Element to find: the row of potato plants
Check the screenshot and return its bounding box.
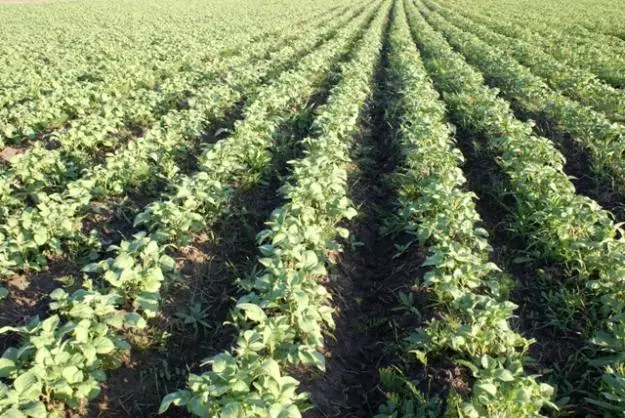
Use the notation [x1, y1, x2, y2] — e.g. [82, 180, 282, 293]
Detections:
[0, 31, 269, 277]
[1, 56, 203, 147]
[0, 0, 299, 109]
[158, 2, 390, 416]
[509, 16, 625, 53]
[433, 0, 625, 88]
[0, 4, 366, 289]
[132, 2, 377, 247]
[434, 0, 625, 51]
[0, 5, 376, 416]
[408, 0, 625, 412]
[0, 0, 345, 147]
[0, 1, 354, 150]
[426, 0, 625, 123]
[0, 2, 364, 299]
[95, 0, 377, 317]
[0, 4, 356, 220]
[376, 1, 554, 416]
[430, 0, 625, 70]
[417, 5, 625, 195]
[0, 0, 357, 112]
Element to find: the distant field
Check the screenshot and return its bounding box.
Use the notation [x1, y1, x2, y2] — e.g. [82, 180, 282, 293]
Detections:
[1, 0, 625, 416]
[0, 0, 53, 3]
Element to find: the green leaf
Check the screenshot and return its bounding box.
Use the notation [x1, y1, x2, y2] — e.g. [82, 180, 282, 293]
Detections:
[278, 405, 301, 418]
[112, 254, 135, 270]
[77, 381, 100, 399]
[237, 303, 267, 323]
[262, 359, 281, 380]
[3, 124, 15, 139]
[222, 402, 242, 418]
[344, 207, 358, 219]
[272, 232, 287, 245]
[422, 252, 444, 267]
[93, 337, 116, 354]
[298, 349, 325, 370]
[211, 354, 233, 373]
[159, 255, 176, 271]
[159, 391, 188, 413]
[0, 357, 16, 377]
[74, 320, 90, 343]
[3, 408, 27, 418]
[124, 312, 147, 329]
[495, 369, 515, 382]
[14, 371, 38, 394]
[62, 365, 84, 384]
[480, 354, 494, 369]
[309, 182, 323, 198]
[516, 386, 533, 403]
[21, 401, 47, 418]
[82, 262, 101, 273]
[301, 250, 318, 268]
[82, 346, 96, 365]
[33, 228, 48, 246]
[230, 380, 249, 394]
[135, 293, 159, 316]
[475, 381, 497, 396]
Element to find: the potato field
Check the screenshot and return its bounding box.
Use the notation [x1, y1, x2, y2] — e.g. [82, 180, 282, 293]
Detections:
[1, 0, 625, 416]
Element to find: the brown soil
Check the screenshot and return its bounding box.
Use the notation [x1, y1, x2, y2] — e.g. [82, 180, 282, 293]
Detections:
[0, 145, 27, 161]
[0, 258, 78, 350]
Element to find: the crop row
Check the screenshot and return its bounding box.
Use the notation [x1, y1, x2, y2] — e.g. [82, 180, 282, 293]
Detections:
[417, 3, 625, 197]
[440, 0, 625, 48]
[0, 3, 376, 415]
[0, 1, 344, 146]
[375, 0, 554, 416]
[159, 1, 390, 416]
[0, 4, 356, 223]
[426, 1, 625, 123]
[409, 0, 625, 412]
[0, 3, 367, 290]
[433, 0, 625, 87]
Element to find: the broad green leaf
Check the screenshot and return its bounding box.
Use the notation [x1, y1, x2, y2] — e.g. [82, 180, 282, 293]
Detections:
[21, 401, 47, 418]
[62, 365, 84, 384]
[93, 337, 116, 354]
[112, 254, 135, 270]
[222, 402, 242, 418]
[474, 381, 497, 396]
[262, 358, 281, 380]
[159, 391, 188, 413]
[0, 357, 16, 377]
[237, 303, 267, 322]
[14, 371, 38, 394]
[494, 368, 515, 382]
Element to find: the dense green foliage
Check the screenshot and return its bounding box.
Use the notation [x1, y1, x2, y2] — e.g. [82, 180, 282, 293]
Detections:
[1, 0, 625, 416]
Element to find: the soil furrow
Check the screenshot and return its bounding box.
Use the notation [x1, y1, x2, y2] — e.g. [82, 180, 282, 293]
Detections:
[300, 13, 413, 417]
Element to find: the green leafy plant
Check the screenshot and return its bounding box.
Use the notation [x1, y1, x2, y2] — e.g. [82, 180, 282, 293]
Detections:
[174, 302, 211, 335]
[161, 4, 390, 414]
